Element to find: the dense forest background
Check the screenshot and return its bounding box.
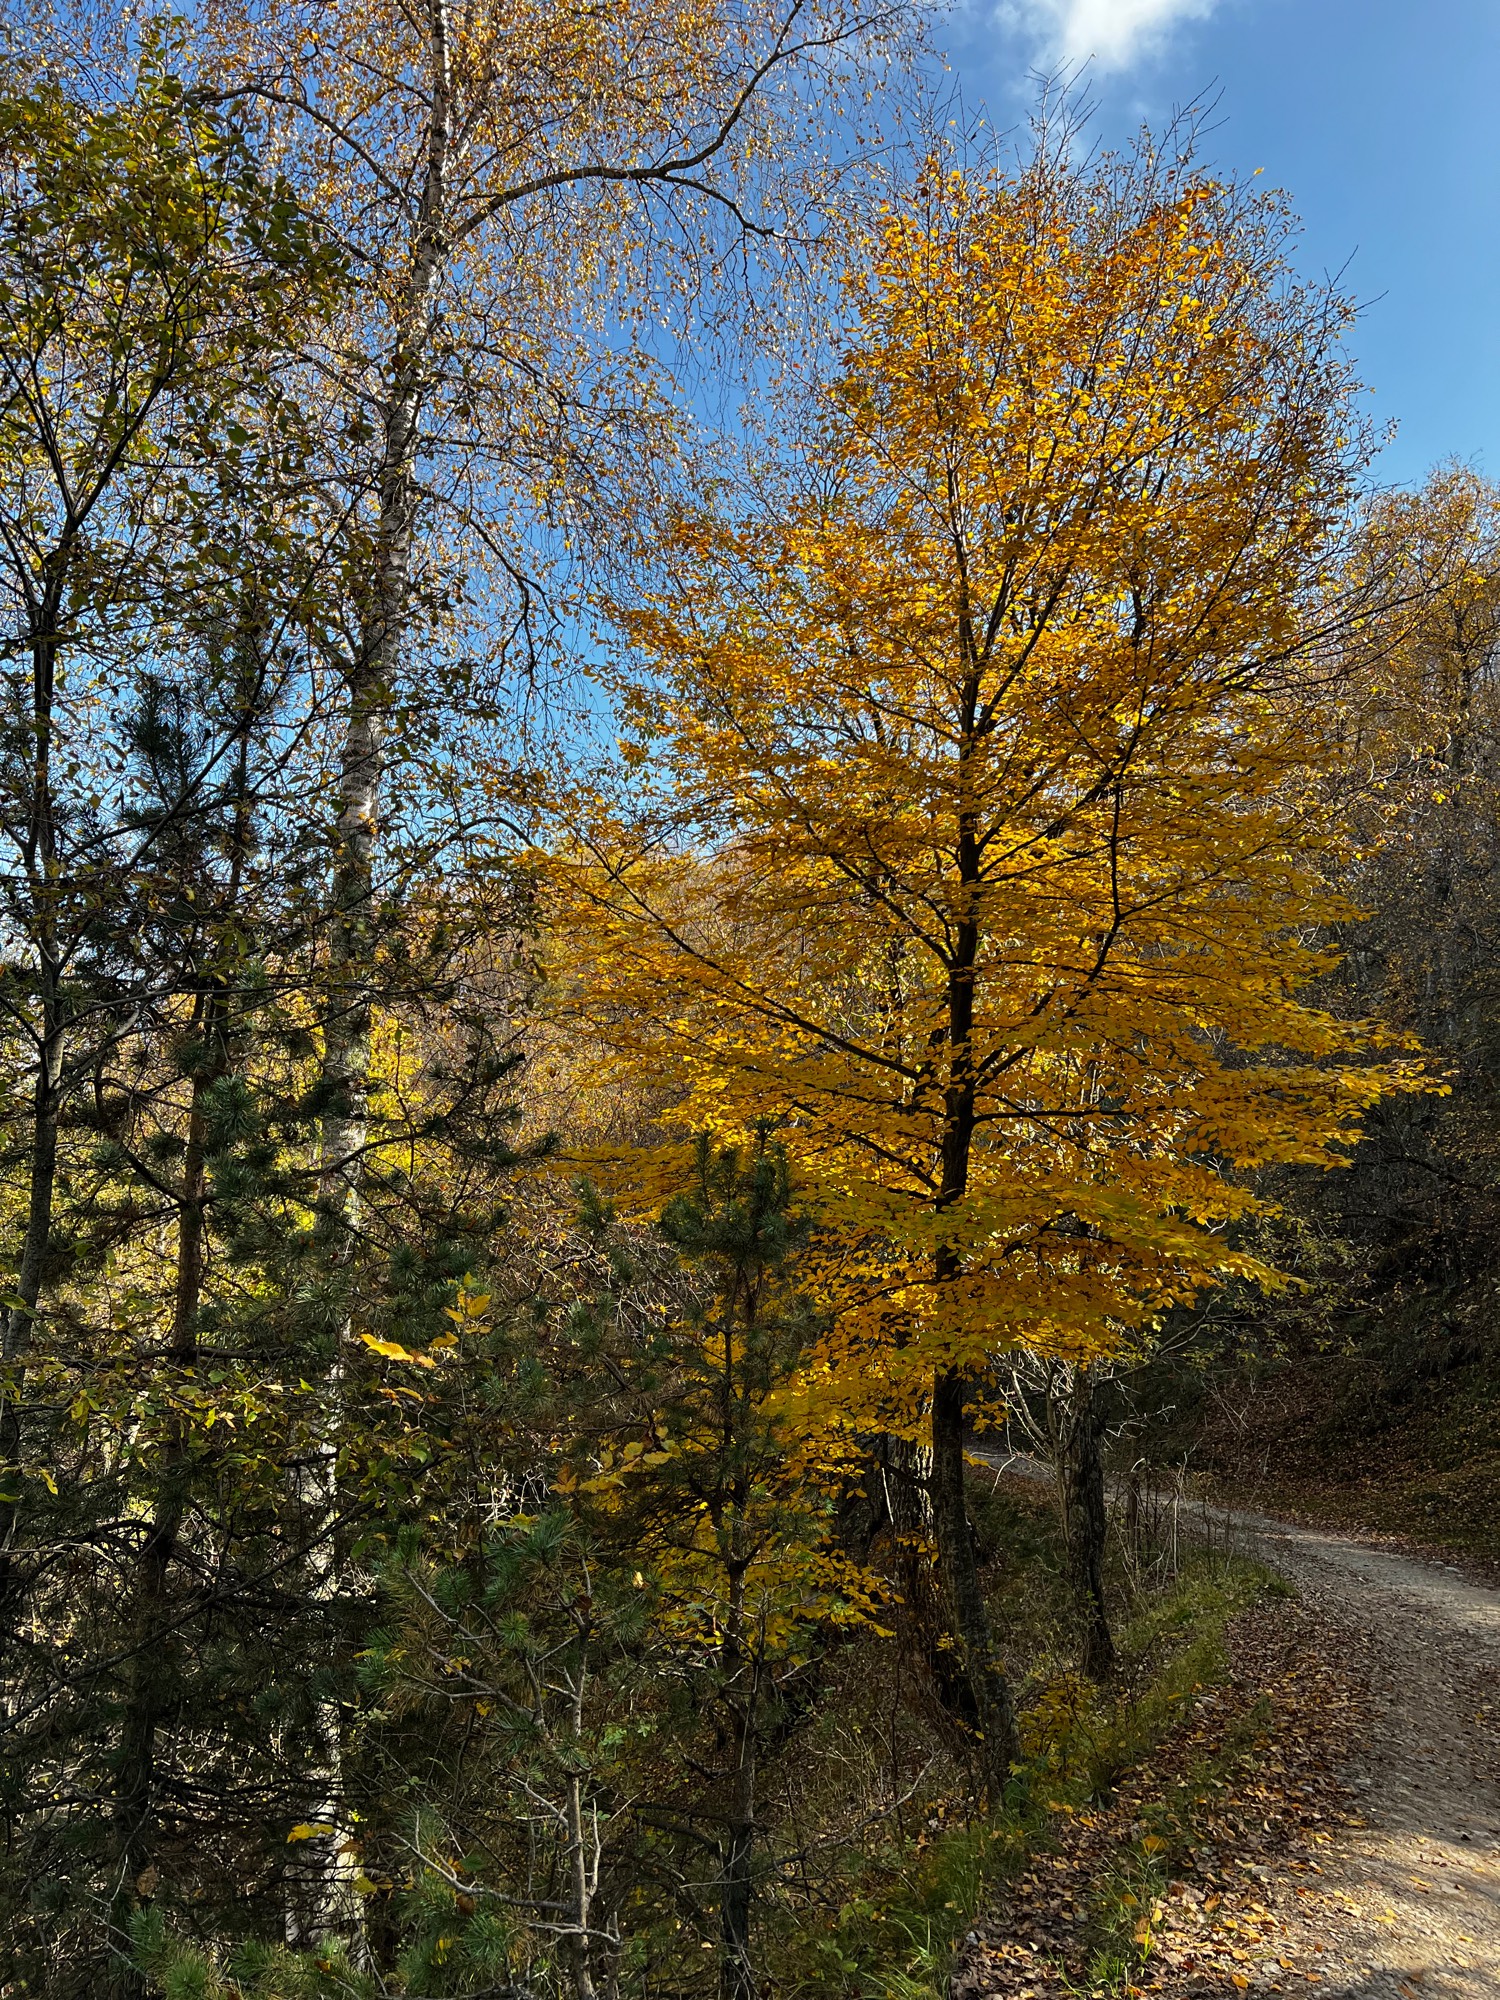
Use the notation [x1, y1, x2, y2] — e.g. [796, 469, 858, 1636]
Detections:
[0, 4, 1496, 1997]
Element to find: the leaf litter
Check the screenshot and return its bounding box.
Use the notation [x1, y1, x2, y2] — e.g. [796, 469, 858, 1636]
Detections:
[958, 1506, 1500, 1999]
[952, 1591, 1371, 1997]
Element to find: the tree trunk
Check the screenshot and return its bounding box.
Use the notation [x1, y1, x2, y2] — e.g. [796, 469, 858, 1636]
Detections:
[291, 9, 454, 1955]
[107, 1492, 183, 1997]
[873, 1429, 989, 1744]
[718, 1588, 757, 2000]
[563, 1770, 599, 2000]
[719, 1805, 755, 2000]
[931, 1368, 1018, 1800]
[0, 584, 68, 1659]
[0, 1006, 62, 1610]
[1064, 1368, 1114, 1680]
[1122, 1471, 1142, 1579]
[916, 709, 1021, 1803]
[559, 1622, 609, 2000]
[107, 1004, 221, 1993]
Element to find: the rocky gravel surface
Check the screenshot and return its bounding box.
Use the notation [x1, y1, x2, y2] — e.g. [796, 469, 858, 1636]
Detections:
[955, 1476, 1500, 1997]
[1231, 1511, 1500, 1999]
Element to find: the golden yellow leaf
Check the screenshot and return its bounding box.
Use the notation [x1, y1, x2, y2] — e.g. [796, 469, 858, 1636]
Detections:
[359, 1332, 434, 1369]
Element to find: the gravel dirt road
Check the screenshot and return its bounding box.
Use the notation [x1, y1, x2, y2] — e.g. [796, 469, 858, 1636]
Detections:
[1220, 1507, 1500, 1998]
[971, 1454, 1500, 1994]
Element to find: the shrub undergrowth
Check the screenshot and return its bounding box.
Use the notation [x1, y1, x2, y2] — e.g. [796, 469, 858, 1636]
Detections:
[787, 1555, 1279, 2000]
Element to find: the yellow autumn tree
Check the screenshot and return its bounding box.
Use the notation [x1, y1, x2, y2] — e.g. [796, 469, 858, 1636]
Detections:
[552, 138, 1417, 1790]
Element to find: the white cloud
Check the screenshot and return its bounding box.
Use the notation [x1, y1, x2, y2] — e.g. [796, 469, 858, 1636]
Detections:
[1002, 0, 1219, 72]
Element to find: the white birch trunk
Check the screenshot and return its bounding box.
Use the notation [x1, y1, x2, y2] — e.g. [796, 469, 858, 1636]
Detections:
[289, 0, 456, 1953]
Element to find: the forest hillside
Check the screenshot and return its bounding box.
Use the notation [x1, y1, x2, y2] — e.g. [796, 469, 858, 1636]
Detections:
[0, 7, 1496, 1999]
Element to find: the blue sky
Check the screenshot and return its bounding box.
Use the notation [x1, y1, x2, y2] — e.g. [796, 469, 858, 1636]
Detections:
[937, 0, 1500, 491]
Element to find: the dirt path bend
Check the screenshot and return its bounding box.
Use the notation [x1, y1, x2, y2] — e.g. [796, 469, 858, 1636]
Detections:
[1184, 1506, 1500, 1996]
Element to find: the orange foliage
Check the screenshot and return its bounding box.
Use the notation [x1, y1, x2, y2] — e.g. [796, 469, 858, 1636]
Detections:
[552, 145, 1422, 1431]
